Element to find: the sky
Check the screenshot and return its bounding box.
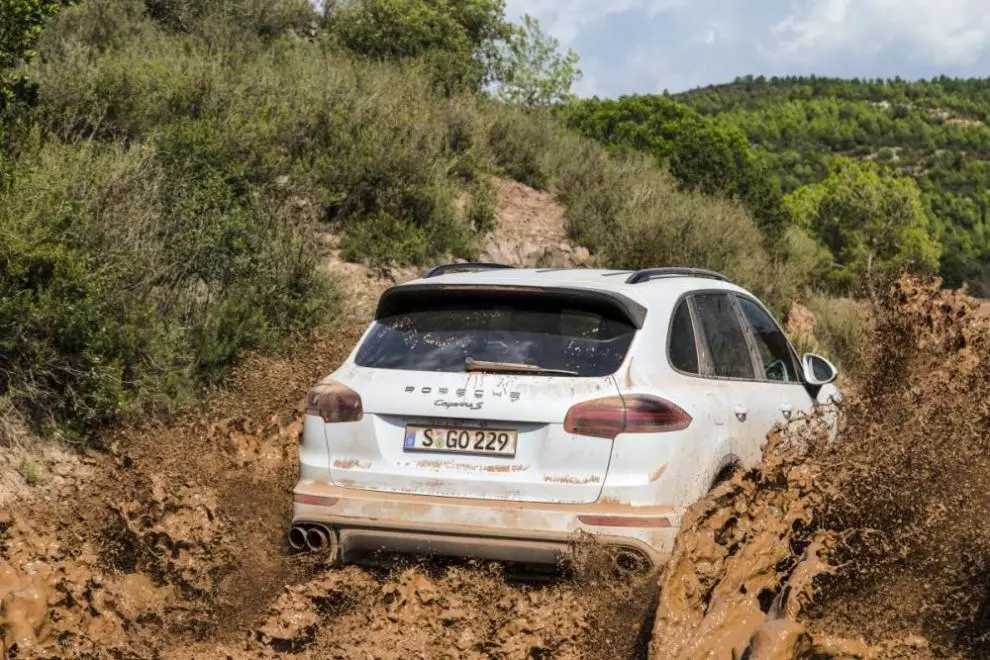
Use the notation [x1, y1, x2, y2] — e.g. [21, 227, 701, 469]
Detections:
[503, 0, 990, 98]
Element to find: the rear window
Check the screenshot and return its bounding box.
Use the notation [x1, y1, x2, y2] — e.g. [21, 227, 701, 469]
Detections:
[355, 291, 637, 377]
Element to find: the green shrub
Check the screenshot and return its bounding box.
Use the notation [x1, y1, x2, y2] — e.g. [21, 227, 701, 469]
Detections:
[516, 121, 777, 303]
[0, 137, 331, 437]
[465, 177, 497, 234]
[324, 0, 510, 94]
[486, 107, 554, 189]
[33, 13, 498, 266]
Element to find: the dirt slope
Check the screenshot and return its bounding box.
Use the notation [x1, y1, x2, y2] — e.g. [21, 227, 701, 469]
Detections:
[318, 177, 591, 321]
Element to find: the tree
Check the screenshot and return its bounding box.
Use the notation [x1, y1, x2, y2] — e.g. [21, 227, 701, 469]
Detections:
[0, 0, 65, 106]
[559, 95, 790, 240]
[325, 0, 512, 93]
[492, 14, 580, 109]
[144, 0, 315, 39]
[784, 158, 941, 294]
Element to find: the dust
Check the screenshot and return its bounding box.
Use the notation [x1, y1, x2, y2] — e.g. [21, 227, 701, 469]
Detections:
[3, 275, 990, 659]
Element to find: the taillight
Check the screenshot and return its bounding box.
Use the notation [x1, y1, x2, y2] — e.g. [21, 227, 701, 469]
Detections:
[305, 382, 363, 423]
[563, 395, 691, 439]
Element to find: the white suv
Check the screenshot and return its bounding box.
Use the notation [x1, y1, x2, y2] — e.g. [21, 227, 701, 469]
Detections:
[289, 264, 839, 571]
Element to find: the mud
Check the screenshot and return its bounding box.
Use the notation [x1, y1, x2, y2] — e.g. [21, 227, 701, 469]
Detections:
[2, 275, 990, 659]
[0, 321, 655, 659]
[811, 277, 990, 657]
[645, 276, 990, 659]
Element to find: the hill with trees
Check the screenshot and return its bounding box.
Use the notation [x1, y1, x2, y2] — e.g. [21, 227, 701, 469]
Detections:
[674, 76, 990, 294]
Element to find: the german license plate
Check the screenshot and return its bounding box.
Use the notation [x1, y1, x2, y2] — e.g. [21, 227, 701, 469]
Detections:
[403, 426, 518, 457]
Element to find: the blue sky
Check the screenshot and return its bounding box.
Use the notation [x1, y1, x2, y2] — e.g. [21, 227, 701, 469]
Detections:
[503, 0, 990, 97]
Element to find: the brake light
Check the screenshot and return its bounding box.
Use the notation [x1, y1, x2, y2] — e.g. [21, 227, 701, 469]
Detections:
[305, 382, 363, 423]
[563, 395, 691, 439]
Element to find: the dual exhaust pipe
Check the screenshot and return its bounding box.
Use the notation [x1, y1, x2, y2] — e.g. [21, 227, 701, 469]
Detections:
[289, 523, 339, 558]
[288, 524, 655, 575]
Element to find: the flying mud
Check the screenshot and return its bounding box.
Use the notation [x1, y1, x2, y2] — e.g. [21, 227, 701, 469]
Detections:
[1, 276, 988, 658]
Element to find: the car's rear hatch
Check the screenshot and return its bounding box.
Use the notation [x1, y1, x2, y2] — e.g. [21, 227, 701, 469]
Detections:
[321, 282, 644, 505]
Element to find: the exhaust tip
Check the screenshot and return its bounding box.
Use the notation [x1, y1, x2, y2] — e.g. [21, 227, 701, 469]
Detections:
[305, 525, 330, 552]
[288, 525, 308, 551]
[613, 546, 654, 576]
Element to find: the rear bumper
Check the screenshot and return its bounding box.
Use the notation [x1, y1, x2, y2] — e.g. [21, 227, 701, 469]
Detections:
[292, 481, 677, 569]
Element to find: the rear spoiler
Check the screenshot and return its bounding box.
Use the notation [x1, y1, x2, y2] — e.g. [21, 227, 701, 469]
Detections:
[375, 283, 648, 329]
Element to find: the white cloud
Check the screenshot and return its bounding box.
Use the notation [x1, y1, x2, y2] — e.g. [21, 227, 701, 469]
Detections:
[504, 0, 688, 45]
[769, 0, 990, 67]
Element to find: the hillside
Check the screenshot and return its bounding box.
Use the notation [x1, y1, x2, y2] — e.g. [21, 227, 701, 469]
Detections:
[5, 2, 990, 659]
[674, 76, 990, 293]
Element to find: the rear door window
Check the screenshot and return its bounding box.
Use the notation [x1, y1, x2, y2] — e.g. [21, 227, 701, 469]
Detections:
[736, 296, 801, 382]
[355, 291, 637, 377]
[691, 293, 756, 380]
[668, 299, 700, 374]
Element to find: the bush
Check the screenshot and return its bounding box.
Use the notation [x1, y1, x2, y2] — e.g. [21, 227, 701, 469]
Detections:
[529, 127, 776, 302]
[33, 11, 499, 265]
[0, 137, 331, 437]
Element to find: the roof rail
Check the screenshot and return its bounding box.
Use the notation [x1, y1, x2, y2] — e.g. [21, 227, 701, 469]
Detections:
[625, 267, 731, 285]
[422, 262, 514, 279]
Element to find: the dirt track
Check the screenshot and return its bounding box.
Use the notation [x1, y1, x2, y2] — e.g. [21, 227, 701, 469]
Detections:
[0, 319, 660, 659]
[3, 277, 990, 658]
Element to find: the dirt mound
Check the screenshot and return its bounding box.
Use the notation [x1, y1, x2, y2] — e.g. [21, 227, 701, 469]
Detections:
[481, 179, 592, 269]
[317, 178, 592, 321]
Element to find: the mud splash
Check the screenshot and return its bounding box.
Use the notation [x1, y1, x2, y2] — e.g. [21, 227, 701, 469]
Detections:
[0, 558, 50, 655]
[648, 414, 846, 660]
[3, 276, 990, 659]
[0, 322, 657, 659]
[647, 276, 990, 659]
[812, 277, 990, 657]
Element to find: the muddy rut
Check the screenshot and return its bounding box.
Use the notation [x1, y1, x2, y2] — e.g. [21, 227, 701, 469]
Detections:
[3, 276, 990, 658]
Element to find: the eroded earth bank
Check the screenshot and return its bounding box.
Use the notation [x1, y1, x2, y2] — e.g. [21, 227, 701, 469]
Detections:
[2, 276, 990, 659]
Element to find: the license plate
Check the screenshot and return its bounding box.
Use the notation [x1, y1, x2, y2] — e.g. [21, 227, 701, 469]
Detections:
[403, 426, 518, 457]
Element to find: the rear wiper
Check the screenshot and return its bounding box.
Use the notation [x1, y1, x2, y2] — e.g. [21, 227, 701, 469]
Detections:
[464, 358, 579, 377]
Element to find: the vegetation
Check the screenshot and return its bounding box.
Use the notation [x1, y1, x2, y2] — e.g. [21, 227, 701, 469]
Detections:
[675, 75, 990, 294]
[0, 0, 65, 105]
[323, 0, 579, 104]
[784, 157, 941, 293]
[2, 0, 791, 439]
[15, 2, 981, 442]
[559, 96, 790, 241]
[492, 14, 581, 109]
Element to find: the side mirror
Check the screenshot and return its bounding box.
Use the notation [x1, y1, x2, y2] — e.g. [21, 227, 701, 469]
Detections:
[802, 353, 838, 386]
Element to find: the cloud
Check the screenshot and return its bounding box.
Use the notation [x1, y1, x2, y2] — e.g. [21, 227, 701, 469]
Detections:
[506, 0, 990, 97]
[504, 0, 688, 45]
[768, 0, 990, 67]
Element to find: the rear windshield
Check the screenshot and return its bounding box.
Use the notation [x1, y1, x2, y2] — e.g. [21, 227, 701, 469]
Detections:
[355, 291, 637, 377]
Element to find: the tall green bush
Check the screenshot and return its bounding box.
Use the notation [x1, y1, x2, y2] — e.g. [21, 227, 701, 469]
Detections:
[0, 136, 330, 437]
